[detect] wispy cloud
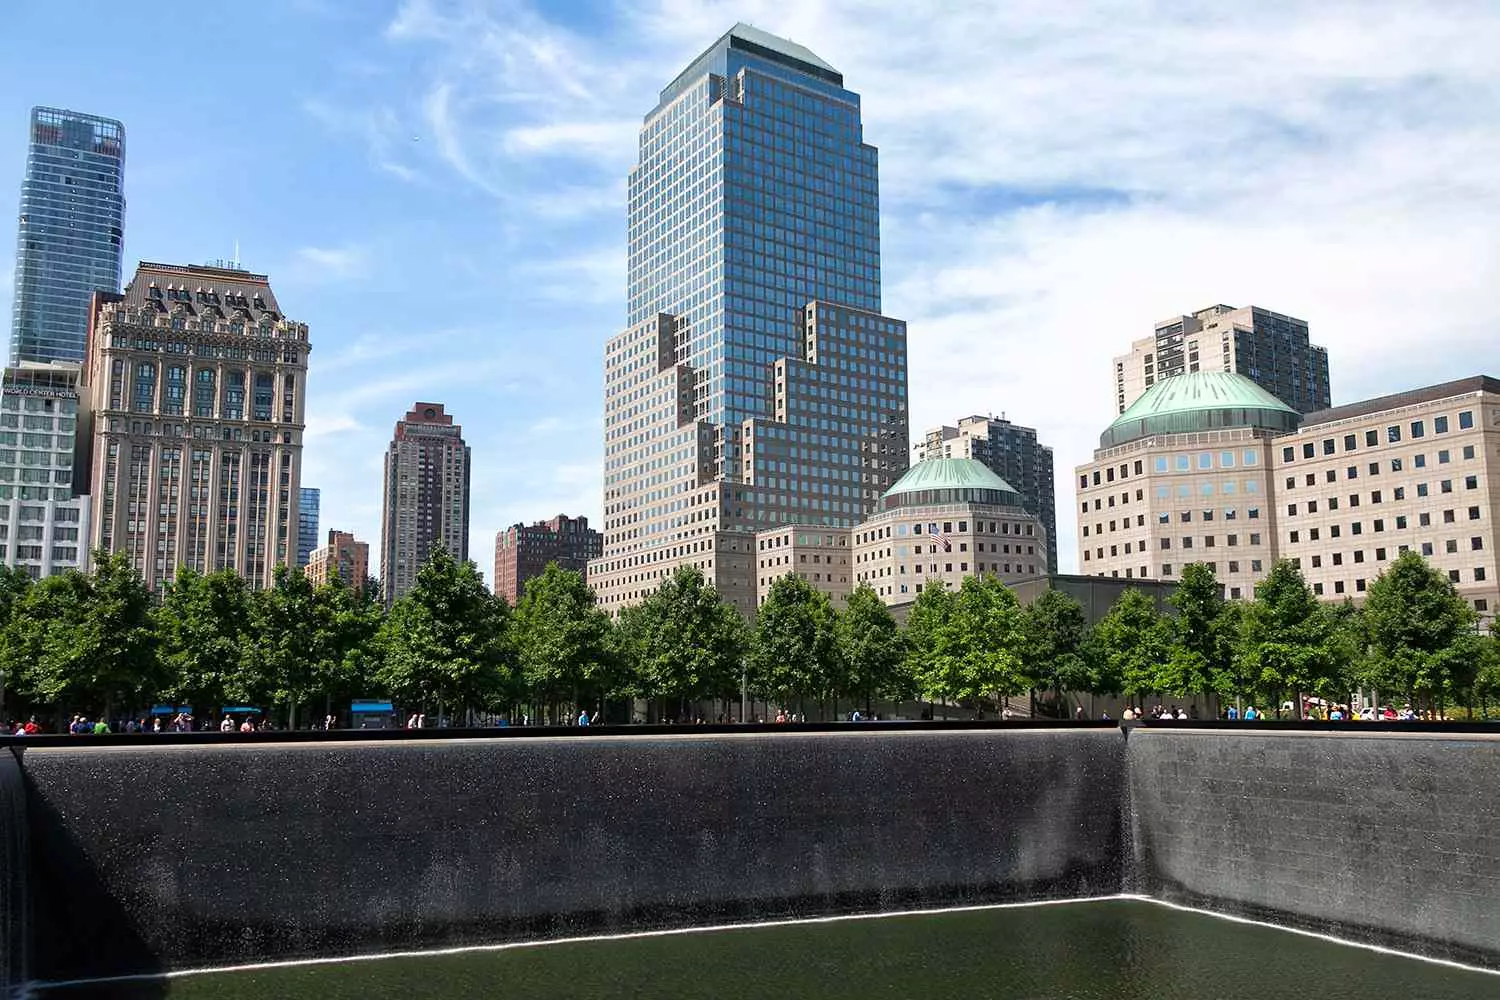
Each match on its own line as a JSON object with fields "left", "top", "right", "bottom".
{"left": 302, "top": 100, "right": 424, "bottom": 185}
{"left": 292, "top": 243, "right": 370, "bottom": 282}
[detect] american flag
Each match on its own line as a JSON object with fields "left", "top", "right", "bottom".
{"left": 936, "top": 533, "right": 952, "bottom": 552}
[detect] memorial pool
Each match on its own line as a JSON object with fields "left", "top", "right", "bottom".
{"left": 34, "top": 898, "right": 1500, "bottom": 999}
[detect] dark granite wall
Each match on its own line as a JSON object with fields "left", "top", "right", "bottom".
{"left": 18, "top": 729, "right": 1125, "bottom": 979}
{"left": 1128, "top": 729, "right": 1500, "bottom": 966}
{"left": 0, "top": 749, "right": 24, "bottom": 994}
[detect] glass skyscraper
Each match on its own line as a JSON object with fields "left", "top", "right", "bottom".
{"left": 298, "top": 487, "right": 321, "bottom": 569}
{"left": 10, "top": 108, "right": 126, "bottom": 365}
{"left": 590, "top": 24, "right": 909, "bottom": 615}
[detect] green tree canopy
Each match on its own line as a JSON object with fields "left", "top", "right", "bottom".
{"left": 903, "top": 581, "right": 959, "bottom": 706}
{"left": 948, "top": 575, "right": 1031, "bottom": 710}
{"left": 748, "top": 574, "right": 841, "bottom": 709}
{"left": 1236, "top": 559, "right": 1345, "bottom": 715}
{"left": 155, "top": 567, "right": 252, "bottom": 713}
{"left": 376, "top": 549, "right": 513, "bottom": 718}
{"left": 514, "top": 563, "right": 615, "bottom": 714}
{"left": 615, "top": 565, "right": 744, "bottom": 709}
{"left": 1092, "top": 588, "right": 1171, "bottom": 699}
{"left": 835, "top": 584, "right": 911, "bottom": 707}
{"left": 241, "top": 565, "right": 324, "bottom": 726}
{"left": 1359, "top": 550, "right": 1481, "bottom": 708}
{"left": 1161, "top": 563, "right": 1233, "bottom": 697}
{"left": 1022, "top": 587, "right": 1091, "bottom": 696}
{"left": 10, "top": 552, "right": 158, "bottom": 715}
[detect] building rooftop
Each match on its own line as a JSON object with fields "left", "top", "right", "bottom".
{"left": 121, "top": 261, "right": 283, "bottom": 323}
{"left": 1297, "top": 375, "right": 1500, "bottom": 427}
{"left": 1101, "top": 371, "right": 1300, "bottom": 448}
{"left": 879, "top": 458, "right": 1021, "bottom": 510}
{"left": 663, "top": 23, "right": 844, "bottom": 103}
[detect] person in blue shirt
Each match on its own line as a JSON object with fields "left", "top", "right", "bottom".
{"left": 1244, "top": 706, "right": 1259, "bottom": 721}
{"left": 577, "top": 709, "right": 590, "bottom": 727}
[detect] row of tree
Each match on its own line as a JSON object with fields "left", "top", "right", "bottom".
{"left": 0, "top": 548, "right": 1496, "bottom": 726}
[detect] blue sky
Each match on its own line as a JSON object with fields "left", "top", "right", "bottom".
{"left": 2, "top": 0, "right": 1498, "bottom": 582}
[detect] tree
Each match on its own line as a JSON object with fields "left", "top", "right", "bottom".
{"left": 1359, "top": 550, "right": 1481, "bottom": 711}
{"left": 1161, "top": 563, "right": 1233, "bottom": 698}
{"left": 1023, "top": 587, "right": 1091, "bottom": 706}
{"left": 948, "top": 575, "right": 1031, "bottom": 714}
{"left": 376, "top": 549, "right": 512, "bottom": 720}
{"left": 1092, "top": 588, "right": 1171, "bottom": 701}
{"left": 242, "top": 565, "right": 322, "bottom": 726}
{"left": 312, "top": 573, "right": 385, "bottom": 718}
{"left": 903, "top": 581, "right": 959, "bottom": 712}
{"left": 0, "top": 565, "right": 33, "bottom": 715}
{"left": 514, "top": 563, "right": 614, "bottom": 718}
{"left": 748, "top": 574, "right": 841, "bottom": 715}
{"left": 1476, "top": 620, "right": 1500, "bottom": 717}
{"left": 11, "top": 552, "right": 158, "bottom": 716}
{"left": 615, "top": 566, "right": 745, "bottom": 717}
{"left": 155, "top": 568, "right": 252, "bottom": 714}
{"left": 835, "top": 584, "right": 910, "bottom": 711}
{"left": 1236, "top": 559, "right": 1344, "bottom": 716}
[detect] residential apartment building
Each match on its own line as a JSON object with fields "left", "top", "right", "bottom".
{"left": 380, "top": 402, "right": 470, "bottom": 605}
{"left": 80, "top": 261, "right": 310, "bottom": 590}
{"left": 10, "top": 108, "right": 125, "bottom": 366}
{"left": 0, "top": 362, "right": 90, "bottom": 577}
{"left": 1112, "top": 304, "right": 1330, "bottom": 416}
{"left": 918, "top": 414, "right": 1057, "bottom": 573}
{"left": 1075, "top": 372, "right": 1294, "bottom": 600}
{"left": 306, "top": 528, "right": 369, "bottom": 591}
{"left": 1273, "top": 376, "right": 1498, "bottom": 622}
{"left": 588, "top": 24, "right": 909, "bottom": 617}
{"left": 753, "top": 458, "right": 1045, "bottom": 609}
{"left": 296, "top": 486, "right": 319, "bottom": 568}
{"left": 1077, "top": 371, "right": 1498, "bottom": 625}
{"left": 493, "top": 514, "right": 602, "bottom": 606}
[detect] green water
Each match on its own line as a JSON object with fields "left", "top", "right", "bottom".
{"left": 37, "top": 899, "right": 1499, "bottom": 999}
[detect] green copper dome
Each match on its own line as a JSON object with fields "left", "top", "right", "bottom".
{"left": 879, "top": 458, "right": 1021, "bottom": 511}
{"left": 1102, "top": 372, "right": 1301, "bottom": 448}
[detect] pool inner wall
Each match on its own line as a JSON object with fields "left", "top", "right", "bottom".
{"left": 4, "top": 725, "right": 1499, "bottom": 988}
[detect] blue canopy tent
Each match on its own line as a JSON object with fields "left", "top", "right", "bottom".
{"left": 350, "top": 699, "right": 395, "bottom": 730}
{"left": 149, "top": 705, "right": 192, "bottom": 716}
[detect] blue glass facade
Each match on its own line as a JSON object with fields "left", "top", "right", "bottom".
{"left": 298, "top": 487, "right": 320, "bottom": 569}
{"left": 10, "top": 108, "right": 126, "bottom": 365}
{"left": 594, "top": 26, "right": 909, "bottom": 613}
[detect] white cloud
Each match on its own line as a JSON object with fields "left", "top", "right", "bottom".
{"left": 292, "top": 244, "right": 370, "bottom": 282}
{"left": 502, "top": 121, "right": 638, "bottom": 156}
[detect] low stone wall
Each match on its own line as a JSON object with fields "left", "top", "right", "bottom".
{"left": 1127, "top": 727, "right": 1500, "bottom": 966}
{"left": 0, "top": 749, "right": 25, "bottom": 993}
{"left": 17, "top": 728, "right": 1125, "bottom": 980}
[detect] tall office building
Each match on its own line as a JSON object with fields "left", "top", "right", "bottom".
{"left": 297, "top": 486, "right": 320, "bottom": 568}
{"left": 493, "top": 514, "right": 603, "bottom": 605}
{"left": 380, "top": 402, "right": 470, "bottom": 605}
{"left": 307, "top": 528, "right": 370, "bottom": 591}
{"left": 10, "top": 108, "right": 126, "bottom": 366}
{"left": 4, "top": 109, "right": 124, "bottom": 578}
{"left": 0, "top": 362, "right": 90, "bottom": 577}
{"left": 918, "top": 415, "right": 1058, "bottom": 573}
{"left": 80, "top": 262, "right": 310, "bottom": 591}
{"left": 1112, "top": 304, "right": 1331, "bottom": 416}
{"left": 588, "top": 24, "right": 909, "bottom": 615}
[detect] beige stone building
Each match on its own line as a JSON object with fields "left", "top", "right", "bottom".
{"left": 1112, "top": 304, "right": 1330, "bottom": 416}
{"left": 307, "top": 529, "right": 370, "bottom": 591}
{"left": 1273, "top": 376, "right": 1499, "bottom": 622}
{"left": 753, "top": 458, "right": 1045, "bottom": 609}
{"left": 1076, "top": 372, "right": 1294, "bottom": 600}
{"left": 80, "top": 262, "right": 310, "bottom": 591}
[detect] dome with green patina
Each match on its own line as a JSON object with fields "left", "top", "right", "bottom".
{"left": 879, "top": 458, "right": 1022, "bottom": 511}
{"left": 1102, "top": 372, "right": 1301, "bottom": 448}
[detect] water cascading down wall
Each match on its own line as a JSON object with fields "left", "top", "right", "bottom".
{"left": 2, "top": 723, "right": 1499, "bottom": 992}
